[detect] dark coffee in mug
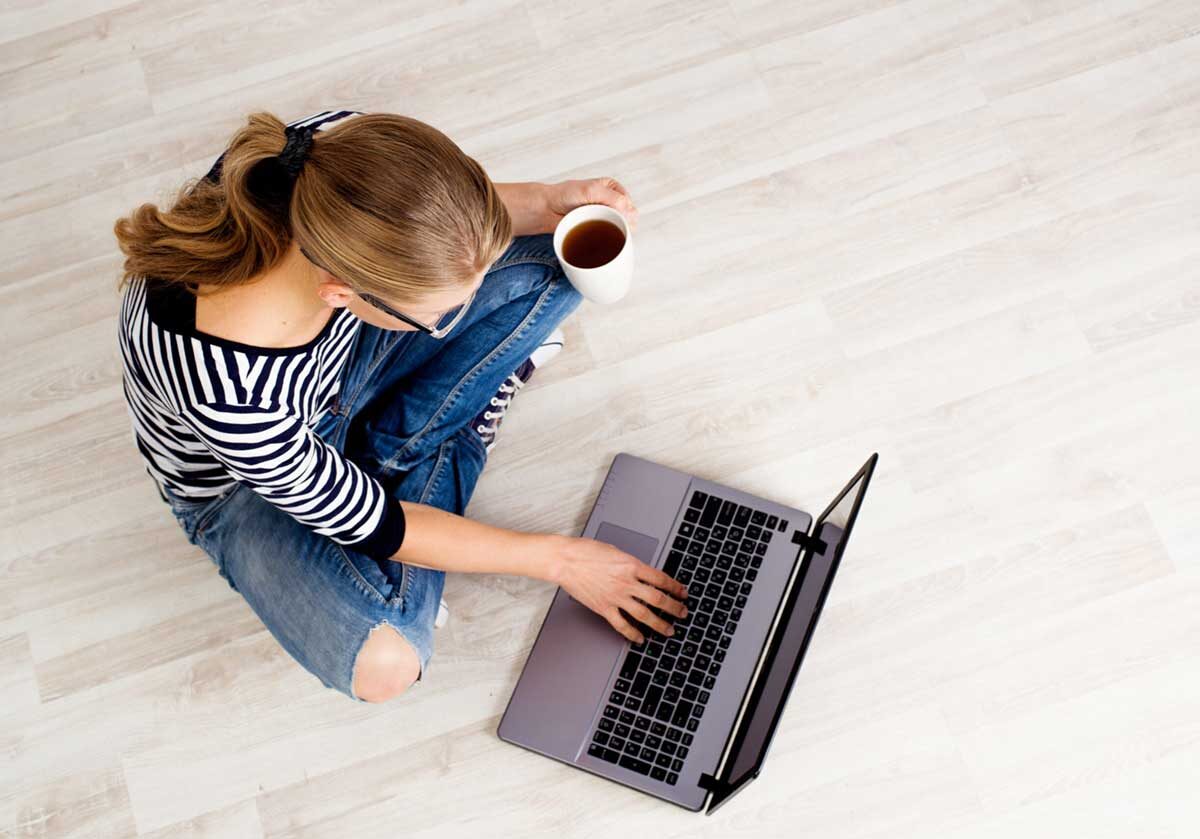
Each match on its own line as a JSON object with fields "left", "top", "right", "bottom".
{"left": 562, "top": 219, "right": 626, "bottom": 269}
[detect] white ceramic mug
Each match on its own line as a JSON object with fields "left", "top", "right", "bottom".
{"left": 552, "top": 203, "right": 634, "bottom": 304}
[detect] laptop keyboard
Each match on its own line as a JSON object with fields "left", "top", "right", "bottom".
{"left": 586, "top": 489, "right": 789, "bottom": 785}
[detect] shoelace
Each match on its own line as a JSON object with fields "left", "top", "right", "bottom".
{"left": 476, "top": 376, "right": 524, "bottom": 435}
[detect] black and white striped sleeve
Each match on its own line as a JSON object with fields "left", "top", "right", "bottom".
{"left": 176, "top": 399, "right": 406, "bottom": 560}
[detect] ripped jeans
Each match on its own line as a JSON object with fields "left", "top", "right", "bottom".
{"left": 161, "top": 233, "right": 583, "bottom": 701}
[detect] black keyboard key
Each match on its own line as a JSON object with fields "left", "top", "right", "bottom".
{"left": 672, "top": 757, "right": 684, "bottom": 771}
{"left": 678, "top": 523, "right": 694, "bottom": 538}
{"left": 599, "top": 718, "right": 614, "bottom": 732}
{"left": 666, "top": 727, "right": 682, "bottom": 742}
{"left": 620, "top": 652, "right": 641, "bottom": 680}
{"left": 689, "top": 490, "right": 707, "bottom": 509}
{"left": 620, "top": 710, "right": 635, "bottom": 724}
{"left": 619, "top": 754, "right": 652, "bottom": 776}
{"left": 641, "top": 746, "right": 655, "bottom": 761}
{"left": 752, "top": 510, "right": 767, "bottom": 525}
{"left": 700, "top": 639, "right": 716, "bottom": 656}
{"left": 643, "top": 684, "right": 663, "bottom": 717}
{"left": 703, "top": 675, "right": 716, "bottom": 689}
{"left": 664, "top": 687, "right": 680, "bottom": 704}
{"left": 686, "top": 540, "right": 704, "bottom": 557}
{"left": 664, "top": 550, "right": 684, "bottom": 576}
{"left": 667, "top": 771, "right": 678, "bottom": 785}
{"left": 673, "top": 535, "right": 689, "bottom": 551}
{"left": 694, "top": 527, "right": 711, "bottom": 542}
{"left": 593, "top": 731, "right": 609, "bottom": 745}
{"left": 651, "top": 766, "right": 667, "bottom": 781}
{"left": 610, "top": 736, "right": 626, "bottom": 751}
{"left": 682, "top": 733, "right": 694, "bottom": 747}
{"left": 736, "top": 594, "right": 748, "bottom": 608}
{"left": 718, "top": 500, "right": 736, "bottom": 525}
{"left": 687, "top": 717, "right": 700, "bottom": 731}
{"left": 762, "top": 531, "right": 773, "bottom": 544}
{"left": 655, "top": 753, "right": 672, "bottom": 769}
{"left": 651, "top": 721, "right": 666, "bottom": 736}
{"left": 718, "top": 636, "right": 732, "bottom": 650}
{"left": 610, "top": 691, "right": 624, "bottom": 704}
{"left": 718, "top": 595, "right": 734, "bottom": 611}
{"left": 655, "top": 702, "right": 675, "bottom": 723}
{"left": 672, "top": 701, "right": 693, "bottom": 727}
{"left": 705, "top": 583, "right": 722, "bottom": 599}
{"left": 735, "top": 505, "right": 751, "bottom": 526}
{"left": 700, "top": 495, "right": 721, "bottom": 527}
{"left": 767, "top": 514, "right": 778, "bottom": 529}
{"left": 615, "top": 722, "right": 631, "bottom": 737}
{"left": 712, "top": 525, "right": 728, "bottom": 540}
{"left": 683, "top": 507, "right": 700, "bottom": 523}
{"left": 614, "top": 678, "right": 631, "bottom": 692}
{"left": 634, "top": 715, "right": 651, "bottom": 730}
{"left": 604, "top": 704, "right": 620, "bottom": 719}
{"left": 699, "top": 690, "right": 710, "bottom": 704}
{"left": 647, "top": 734, "right": 662, "bottom": 750}
{"left": 706, "top": 538, "right": 722, "bottom": 554}
{"left": 647, "top": 641, "right": 664, "bottom": 658}
{"left": 778, "top": 518, "right": 789, "bottom": 532}
{"left": 624, "top": 740, "right": 640, "bottom": 756}
{"left": 662, "top": 740, "right": 677, "bottom": 755}
{"left": 741, "top": 581, "right": 753, "bottom": 595}
{"left": 746, "top": 569, "right": 757, "bottom": 581}
{"left": 631, "top": 671, "right": 650, "bottom": 697}
{"left": 683, "top": 684, "right": 698, "bottom": 701}
{"left": 755, "top": 543, "right": 768, "bottom": 556}
{"left": 747, "top": 525, "right": 762, "bottom": 540}
{"left": 687, "top": 669, "right": 704, "bottom": 686}
{"left": 590, "top": 744, "right": 621, "bottom": 763}
{"left": 652, "top": 670, "right": 669, "bottom": 686}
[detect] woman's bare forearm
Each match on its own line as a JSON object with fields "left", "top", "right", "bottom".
{"left": 389, "top": 501, "right": 565, "bottom": 583}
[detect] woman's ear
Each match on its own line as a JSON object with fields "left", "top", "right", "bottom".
{"left": 315, "top": 275, "right": 357, "bottom": 309}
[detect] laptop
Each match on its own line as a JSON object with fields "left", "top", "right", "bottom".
{"left": 498, "top": 451, "right": 878, "bottom": 813}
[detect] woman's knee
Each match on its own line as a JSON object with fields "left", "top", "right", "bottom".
{"left": 352, "top": 622, "right": 422, "bottom": 702}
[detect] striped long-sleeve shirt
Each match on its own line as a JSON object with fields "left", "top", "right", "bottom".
{"left": 117, "top": 108, "right": 407, "bottom": 561}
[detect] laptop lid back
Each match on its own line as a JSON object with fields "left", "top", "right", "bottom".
{"left": 701, "top": 453, "right": 879, "bottom": 814}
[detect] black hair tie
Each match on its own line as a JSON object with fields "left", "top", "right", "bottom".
{"left": 277, "top": 124, "right": 315, "bottom": 179}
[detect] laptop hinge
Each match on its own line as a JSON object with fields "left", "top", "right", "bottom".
{"left": 791, "top": 530, "right": 828, "bottom": 555}
{"left": 697, "top": 771, "right": 729, "bottom": 793}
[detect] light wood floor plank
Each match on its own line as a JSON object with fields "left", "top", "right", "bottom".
{"left": 2, "top": 1, "right": 1197, "bottom": 836}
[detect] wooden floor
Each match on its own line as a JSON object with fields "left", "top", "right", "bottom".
{"left": 3, "top": 0, "right": 1199, "bottom": 836}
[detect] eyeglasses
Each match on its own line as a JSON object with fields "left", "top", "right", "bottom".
{"left": 300, "top": 245, "right": 478, "bottom": 339}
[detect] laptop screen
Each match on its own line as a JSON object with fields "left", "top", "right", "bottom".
{"left": 707, "top": 453, "right": 878, "bottom": 812}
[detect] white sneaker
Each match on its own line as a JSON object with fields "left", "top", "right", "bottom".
{"left": 435, "top": 597, "right": 450, "bottom": 629}
{"left": 472, "top": 328, "right": 565, "bottom": 454}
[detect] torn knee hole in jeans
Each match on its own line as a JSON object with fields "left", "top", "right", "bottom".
{"left": 355, "top": 619, "right": 422, "bottom": 691}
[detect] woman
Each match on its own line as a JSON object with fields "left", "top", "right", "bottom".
{"left": 113, "top": 108, "right": 688, "bottom": 703}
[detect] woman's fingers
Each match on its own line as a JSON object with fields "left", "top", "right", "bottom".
{"left": 608, "top": 607, "right": 645, "bottom": 644}
{"left": 586, "top": 178, "right": 639, "bottom": 232}
{"left": 627, "top": 598, "right": 676, "bottom": 637}
{"left": 637, "top": 563, "right": 688, "bottom": 602}
{"left": 637, "top": 582, "right": 688, "bottom": 618}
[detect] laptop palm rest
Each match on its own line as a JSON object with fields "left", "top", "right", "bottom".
{"left": 496, "top": 523, "right": 657, "bottom": 762}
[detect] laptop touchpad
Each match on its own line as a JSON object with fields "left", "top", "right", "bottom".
{"left": 594, "top": 522, "right": 660, "bottom": 566}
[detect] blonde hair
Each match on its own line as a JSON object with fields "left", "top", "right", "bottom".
{"left": 114, "top": 111, "right": 512, "bottom": 303}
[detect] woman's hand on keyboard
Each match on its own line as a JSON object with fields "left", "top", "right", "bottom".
{"left": 552, "top": 535, "right": 689, "bottom": 644}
